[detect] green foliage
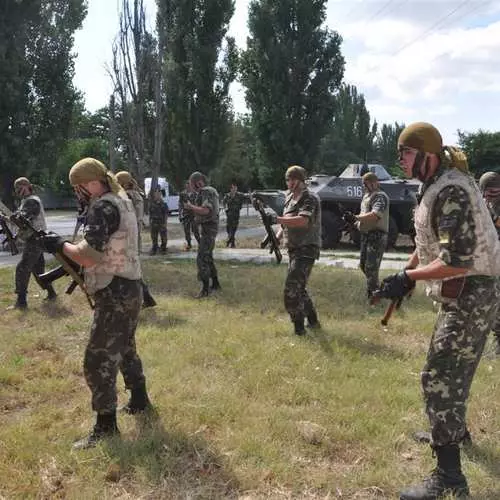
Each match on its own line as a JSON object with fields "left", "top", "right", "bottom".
{"left": 374, "top": 122, "right": 406, "bottom": 171}
{"left": 458, "top": 129, "right": 500, "bottom": 176}
{"left": 158, "top": 0, "right": 238, "bottom": 189}
{"left": 0, "top": 0, "right": 87, "bottom": 201}
{"left": 240, "top": 0, "right": 344, "bottom": 186}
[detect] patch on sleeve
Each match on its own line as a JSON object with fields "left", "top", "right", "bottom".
{"left": 439, "top": 231, "right": 450, "bottom": 245}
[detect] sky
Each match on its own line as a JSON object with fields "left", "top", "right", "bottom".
{"left": 73, "top": 0, "right": 500, "bottom": 145}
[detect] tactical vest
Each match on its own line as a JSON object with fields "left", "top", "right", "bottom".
{"left": 84, "top": 192, "right": 142, "bottom": 294}
{"left": 194, "top": 186, "right": 219, "bottom": 225}
{"left": 358, "top": 190, "right": 389, "bottom": 233}
{"left": 414, "top": 169, "right": 500, "bottom": 299}
{"left": 283, "top": 188, "right": 321, "bottom": 251}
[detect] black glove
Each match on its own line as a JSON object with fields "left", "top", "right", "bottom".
{"left": 378, "top": 270, "right": 415, "bottom": 300}
{"left": 262, "top": 211, "right": 278, "bottom": 226}
{"left": 343, "top": 211, "right": 357, "bottom": 226}
{"left": 39, "top": 232, "right": 67, "bottom": 254}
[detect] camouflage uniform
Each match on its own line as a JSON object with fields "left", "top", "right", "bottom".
{"left": 223, "top": 191, "right": 248, "bottom": 247}
{"left": 14, "top": 195, "right": 50, "bottom": 300}
{"left": 179, "top": 190, "right": 200, "bottom": 248}
{"left": 194, "top": 186, "right": 219, "bottom": 283}
{"left": 358, "top": 190, "right": 389, "bottom": 297}
{"left": 83, "top": 196, "right": 145, "bottom": 415}
{"left": 415, "top": 168, "right": 500, "bottom": 447}
{"left": 125, "top": 188, "right": 144, "bottom": 253}
{"left": 485, "top": 198, "right": 500, "bottom": 346}
{"left": 149, "top": 198, "right": 168, "bottom": 253}
{"left": 282, "top": 187, "right": 321, "bottom": 326}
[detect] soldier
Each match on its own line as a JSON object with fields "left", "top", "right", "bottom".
{"left": 353, "top": 172, "right": 390, "bottom": 298}
{"left": 267, "top": 166, "right": 321, "bottom": 335}
{"left": 184, "top": 172, "right": 220, "bottom": 297}
{"left": 179, "top": 181, "right": 200, "bottom": 250}
{"left": 376, "top": 123, "right": 500, "bottom": 500}
{"left": 7, "top": 177, "right": 56, "bottom": 309}
{"left": 39, "top": 158, "right": 153, "bottom": 450}
{"left": 148, "top": 187, "right": 168, "bottom": 255}
{"left": 223, "top": 182, "right": 249, "bottom": 248}
{"left": 115, "top": 171, "right": 156, "bottom": 308}
{"left": 478, "top": 171, "right": 500, "bottom": 355}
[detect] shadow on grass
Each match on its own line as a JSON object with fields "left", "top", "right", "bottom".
{"left": 40, "top": 300, "right": 74, "bottom": 319}
{"left": 104, "top": 408, "right": 240, "bottom": 498}
{"left": 464, "top": 442, "right": 500, "bottom": 480}
{"left": 139, "top": 309, "right": 187, "bottom": 330}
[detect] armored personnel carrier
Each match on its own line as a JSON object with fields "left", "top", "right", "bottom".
{"left": 253, "top": 164, "right": 419, "bottom": 249}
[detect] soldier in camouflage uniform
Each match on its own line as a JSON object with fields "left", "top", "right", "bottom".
{"left": 353, "top": 172, "right": 389, "bottom": 298}
{"left": 148, "top": 187, "right": 168, "bottom": 255}
{"left": 184, "top": 172, "right": 220, "bottom": 297}
{"left": 179, "top": 181, "right": 200, "bottom": 250}
{"left": 268, "top": 166, "right": 321, "bottom": 336}
{"left": 478, "top": 171, "right": 500, "bottom": 355}
{"left": 115, "top": 171, "right": 156, "bottom": 308}
{"left": 223, "top": 182, "right": 249, "bottom": 248}
{"left": 377, "top": 123, "right": 500, "bottom": 500}
{"left": 40, "top": 158, "right": 153, "bottom": 450}
{"left": 7, "top": 177, "right": 56, "bottom": 309}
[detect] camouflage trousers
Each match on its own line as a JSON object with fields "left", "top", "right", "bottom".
{"left": 284, "top": 254, "right": 316, "bottom": 322}
{"left": 84, "top": 276, "right": 145, "bottom": 414}
{"left": 423, "top": 276, "right": 500, "bottom": 446}
{"left": 359, "top": 230, "right": 387, "bottom": 295}
{"left": 150, "top": 223, "right": 167, "bottom": 250}
{"left": 182, "top": 217, "right": 200, "bottom": 246}
{"left": 197, "top": 223, "right": 218, "bottom": 282}
{"left": 15, "top": 240, "right": 45, "bottom": 295}
{"left": 226, "top": 214, "right": 240, "bottom": 245}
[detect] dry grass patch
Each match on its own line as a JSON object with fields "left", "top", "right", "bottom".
{"left": 0, "top": 261, "right": 499, "bottom": 499}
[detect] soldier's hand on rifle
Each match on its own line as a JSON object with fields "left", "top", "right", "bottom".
{"left": 378, "top": 270, "right": 415, "bottom": 300}
{"left": 262, "top": 210, "right": 278, "bottom": 226}
{"left": 342, "top": 211, "right": 357, "bottom": 226}
{"left": 39, "top": 232, "right": 67, "bottom": 254}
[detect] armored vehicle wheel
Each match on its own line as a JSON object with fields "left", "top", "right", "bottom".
{"left": 321, "top": 210, "right": 343, "bottom": 249}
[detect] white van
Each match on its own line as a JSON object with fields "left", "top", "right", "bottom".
{"left": 144, "top": 177, "right": 179, "bottom": 214}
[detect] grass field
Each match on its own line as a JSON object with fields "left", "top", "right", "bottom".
{"left": 0, "top": 258, "right": 499, "bottom": 499}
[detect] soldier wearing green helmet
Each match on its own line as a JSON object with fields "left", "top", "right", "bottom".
{"left": 377, "top": 123, "right": 500, "bottom": 500}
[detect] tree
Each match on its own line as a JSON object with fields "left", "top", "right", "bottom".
{"left": 0, "top": 0, "right": 86, "bottom": 203}
{"left": 374, "top": 121, "right": 405, "bottom": 173}
{"left": 240, "top": 0, "right": 344, "bottom": 186}
{"left": 157, "top": 0, "right": 238, "bottom": 189}
{"left": 457, "top": 129, "right": 500, "bottom": 176}
{"left": 315, "top": 84, "right": 377, "bottom": 174}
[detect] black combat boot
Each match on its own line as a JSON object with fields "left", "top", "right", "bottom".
{"left": 294, "top": 317, "right": 306, "bottom": 336}
{"left": 211, "top": 276, "right": 221, "bottom": 291}
{"left": 45, "top": 285, "right": 57, "bottom": 301}
{"left": 413, "top": 428, "right": 472, "bottom": 448}
{"left": 8, "top": 293, "right": 27, "bottom": 310}
{"left": 160, "top": 245, "right": 167, "bottom": 254}
{"left": 306, "top": 309, "right": 320, "bottom": 329}
{"left": 399, "top": 444, "right": 469, "bottom": 500}
{"left": 196, "top": 280, "right": 210, "bottom": 298}
{"left": 120, "top": 383, "right": 152, "bottom": 414}
{"left": 149, "top": 246, "right": 158, "bottom": 256}
{"left": 72, "top": 412, "right": 120, "bottom": 450}
{"left": 142, "top": 283, "right": 157, "bottom": 309}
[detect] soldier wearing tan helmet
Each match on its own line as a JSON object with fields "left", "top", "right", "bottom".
{"left": 267, "top": 165, "right": 321, "bottom": 335}
{"left": 377, "top": 123, "right": 500, "bottom": 500}
{"left": 184, "top": 171, "right": 220, "bottom": 297}
{"left": 352, "top": 171, "right": 390, "bottom": 299}
{"left": 38, "top": 158, "right": 153, "bottom": 450}
{"left": 7, "top": 176, "right": 56, "bottom": 309}
{"left": 115, "top": 170, "right": 156, "bottom": 308}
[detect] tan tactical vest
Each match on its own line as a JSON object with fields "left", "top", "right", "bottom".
{"left": 85, "top": 192, "right": 142, "bottom": 294}
{"left": 358, "top": 190, "right": 389, "bottom": 233}
{"left": 414, "top": 169, "right": 500, "bottom": 300}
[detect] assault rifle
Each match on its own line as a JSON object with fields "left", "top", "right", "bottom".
{"left": 0, "top": 217, "right": 19, "bottom": 255}
{"left": 0, "top": 199, "right": 94, "bottom": 309}
{"left": 251, "top": 193, "right": 282, "bottom": 264}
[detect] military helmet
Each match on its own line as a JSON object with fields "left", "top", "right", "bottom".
{"left": 362, "top": 172, "right": 378, "bottom": 183}
{"left": 398, "top": 122, "right": 443, "bottom": 154}
{"left": 69, "top": 158, "right": 108, "bottom": 186}
{"left": 115, "top": 171, "right": 133, "bottom": 187}
{"left": 285, "top": 165, "right": 307, "bottom": 182}
{"left": 14, "top": 177, "right": 31, "bottom": 189}
{"left": 478, "top": 171, "right": 500, "bottom": 192}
